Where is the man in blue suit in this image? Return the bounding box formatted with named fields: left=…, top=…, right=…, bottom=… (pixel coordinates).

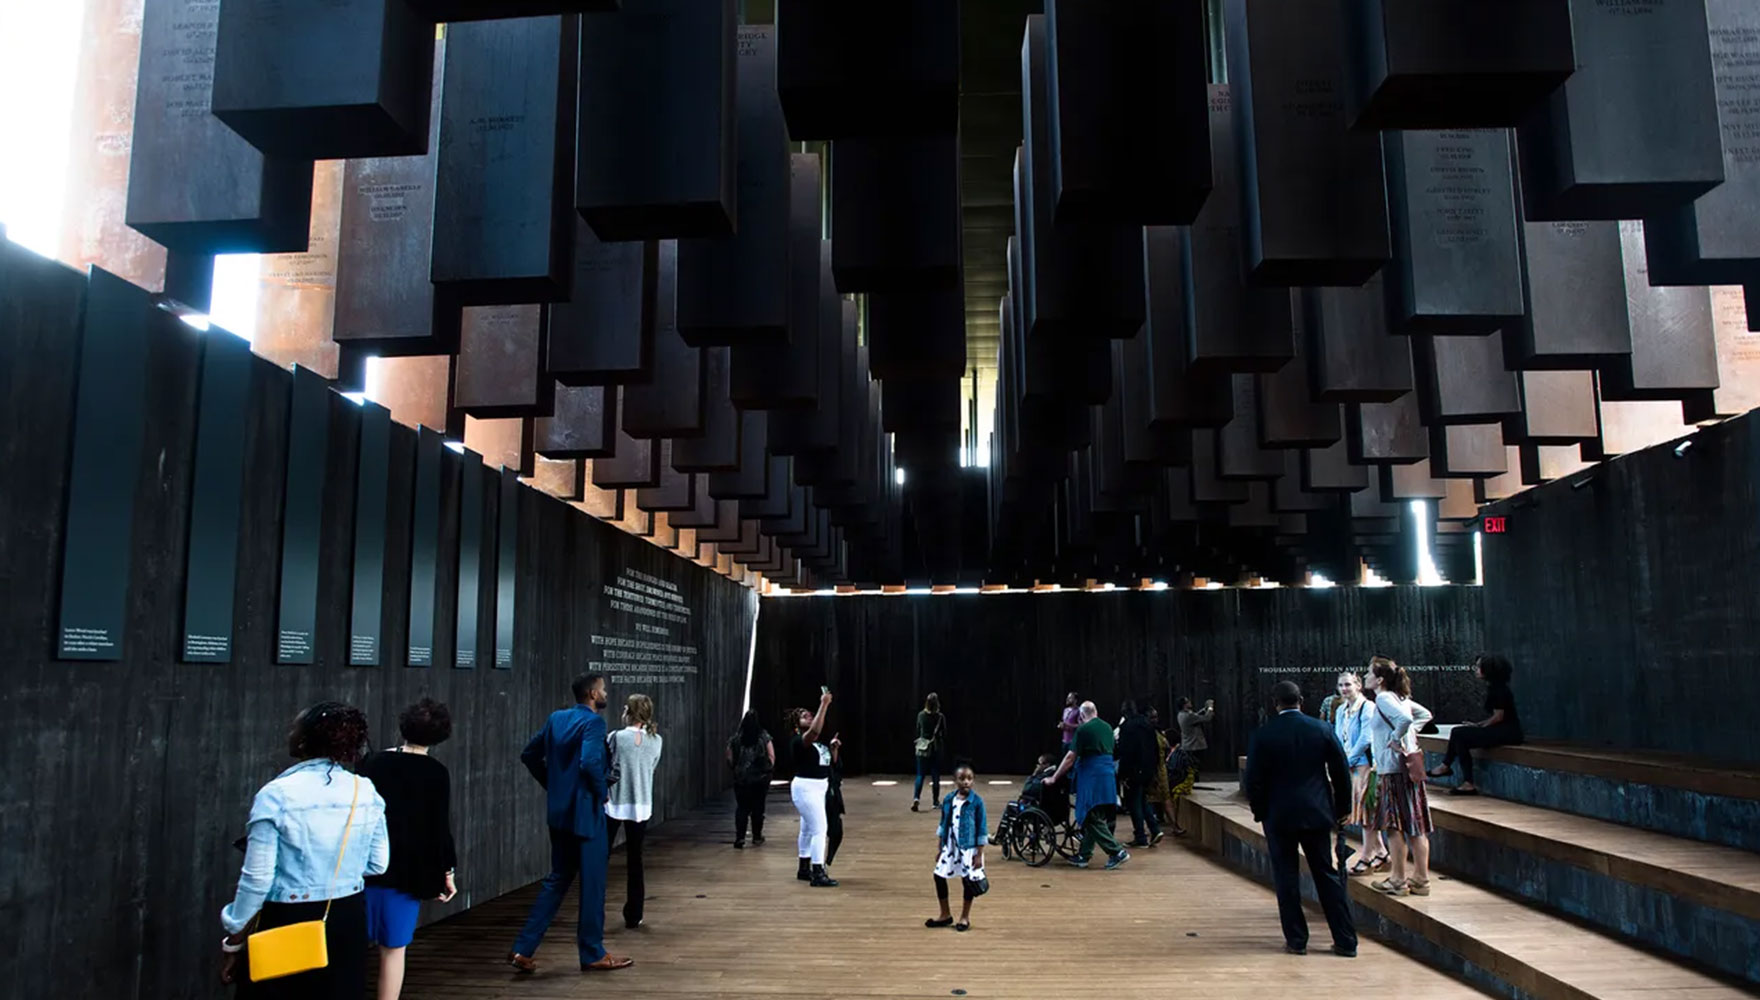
left=509, top=673, right=634, bottom=973
left=1242, top=681, right=1358, bottom=957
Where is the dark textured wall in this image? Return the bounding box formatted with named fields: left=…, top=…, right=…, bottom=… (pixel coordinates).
left=1481, top=410, right=1760, bottom=765
left=752, top=587, right=1485, bottom=777
left=0, top=249, right=757, bottom=1000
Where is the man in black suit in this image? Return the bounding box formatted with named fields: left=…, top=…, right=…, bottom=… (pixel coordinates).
left=1242, top=681, right=1358, bottom=957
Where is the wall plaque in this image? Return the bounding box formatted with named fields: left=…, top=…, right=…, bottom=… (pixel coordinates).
left=349, top=402, right=393, bottom=666
left=276, top=365, right=330, bottom=664
left=455, top=450, right=486, bottom=668
left=182, top=330, right=253, bottom=663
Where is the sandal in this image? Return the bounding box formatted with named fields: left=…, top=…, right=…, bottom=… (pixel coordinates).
left=1449, top=786, right=1480, bottom=796
left=1426, top=765, right=1453, bottom=778
left=1347, top=857, right=1374, bottom=875
left=1367, top=852, right=1392, bottom=873
left=925, top=916, right=954, bottom=928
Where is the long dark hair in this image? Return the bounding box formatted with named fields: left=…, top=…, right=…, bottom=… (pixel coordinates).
left=1475, top=653, right=1514, bottom=686
left=738, top=709, right=763, bottom=747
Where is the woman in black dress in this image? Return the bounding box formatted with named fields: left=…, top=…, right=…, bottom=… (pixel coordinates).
left=1428, top=653, right=1524, bottom=795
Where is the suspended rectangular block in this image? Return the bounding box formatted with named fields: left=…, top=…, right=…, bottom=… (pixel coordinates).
left=881, top=378, right=961, bottom=435
left=1595, top=398, right=1693, bottom=457
left=774, top=0, right=959, bottom=140
left=1257, top=323, right=1343, bottom=447
left=667, top=481, right=721, bottom=528
left=867, top=286, right=965, bottom=380
left=533, top=384, right=614, bottom=458
left=547, top=226, right=656, bottom=386
left=1516, top=0, right=1722, bottom=221
left=1474, top=446, right=1528, bottom=500
left=1223, top=0, right=1391, bottom=286
left=622, top=242, right=705, bottom=438
left=432, top=15, right=577, bottom=306
left=1190, top=432, right=1249, bottom=503
left=830, top=133, right=961, bottom=294
left=1042, top=0, right=1210, bottom=227
left=1384, top=129, right=1526, bottom=335
left=730, top=154, right=824, bottom=410
left=1508, top=219, right=1632, bottom=369
left=707, top=410, right=770, bottom=499
left=212, top=0, right=434, bottom=159
left=1430, top=422, right=1509, bottom=478
left=772, top=247, right=852, bottom=455
left=740, top=457, right=796, bottom=520
left=591, top=397, right=663, bottom=489
left=453, top=305, right=554, bottom=417
left=576, top=0, right=736, bottom=240
left=1378, top=458, right=1448, bottom=500
left=677, top=27, right=790, bottom=347
left=1301, top=438, right=1370, bottom=492
left=1217, top=375, right=1285, bottom=479
left=1644, top=0, right=1760, bottom=284
left=673, top=347, right=742, bottom=471
left=1604, top=221, right=1720, bottom=404
left=333, top=46, right=450, bottom=356
left=1344, top=0, right=1574, bottom=130
left=407, top=1, right=618, bottom=19
left=464, top=415, right=534, bottom=479
left=1508, top=369, right=1602, bottom=444
left=1413, top=333, right=1521, bottom=426
left=1272, top=452, right=1333, bottom=512
left=126, top=0, right=313, bottom=253
left=1303, top=279, right=1414, bottom=402
left=634, top=442, right=697, bottom=511
left=1683, top=286, right=1760, bottom=422
left=1348, top=393, right=1427, bottom=464
left=1227, top=481, right=1279, bottom=527
left=1180, top=90, right=1295, bottom=373
left=1143, top=226, right=1236, bottom=428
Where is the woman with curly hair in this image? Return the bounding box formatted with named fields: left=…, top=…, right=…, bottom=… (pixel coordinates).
left=357, top=699, right=460, bottom=1000
left=220, top=701, right=390, bottom=998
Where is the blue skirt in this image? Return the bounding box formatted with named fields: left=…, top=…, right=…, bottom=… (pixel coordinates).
left=1073, top=755, right=1117, bottom=825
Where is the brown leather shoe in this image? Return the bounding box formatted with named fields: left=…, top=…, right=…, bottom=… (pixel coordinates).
left=581, top=954, right=634, bottom=972
left=507, top=952, right=538, bottom=974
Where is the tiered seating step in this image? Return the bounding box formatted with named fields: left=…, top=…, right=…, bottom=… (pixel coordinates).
left=1418, top=732, right=1760, bottom=853
left=1180, top=789, right=1753, bottom=1000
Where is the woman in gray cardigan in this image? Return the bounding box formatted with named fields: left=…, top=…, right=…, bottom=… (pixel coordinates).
left=607, top=694, right=663, bottom=929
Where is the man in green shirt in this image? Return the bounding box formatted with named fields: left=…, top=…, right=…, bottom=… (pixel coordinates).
left=1049, top=702, right=1130, bottom=869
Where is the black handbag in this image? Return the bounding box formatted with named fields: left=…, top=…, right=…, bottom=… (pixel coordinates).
left=968, top=874, right=990, bottom=896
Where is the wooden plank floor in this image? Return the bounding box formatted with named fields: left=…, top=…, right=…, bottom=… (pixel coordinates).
left=393, top=778, right=1486, bottom=999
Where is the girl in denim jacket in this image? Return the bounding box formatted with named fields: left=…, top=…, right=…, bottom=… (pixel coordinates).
left=925, top=763, right=988, bottom=932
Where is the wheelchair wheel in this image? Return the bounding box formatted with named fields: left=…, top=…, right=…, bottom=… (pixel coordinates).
left=1055, top=821, right=1083, bottom=860
left=997, top=818, right=1016, bottom=860
left=1016, top=809, right=1056, bottom=867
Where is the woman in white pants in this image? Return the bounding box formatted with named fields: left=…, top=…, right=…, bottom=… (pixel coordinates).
left=788, top=690, right=838, bottom=888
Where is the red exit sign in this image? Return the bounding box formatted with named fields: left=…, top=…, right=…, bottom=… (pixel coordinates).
left=1483, top=516, right=1507, bottom=534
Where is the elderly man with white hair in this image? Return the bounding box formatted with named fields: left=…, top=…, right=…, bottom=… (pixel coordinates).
left=1048, top=701, right=1131, bottom=870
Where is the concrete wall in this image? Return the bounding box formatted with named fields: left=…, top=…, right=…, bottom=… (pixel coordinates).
left=752, top=587, right=1486, bottom=776
left=0, top=248, right=757, bottom=1000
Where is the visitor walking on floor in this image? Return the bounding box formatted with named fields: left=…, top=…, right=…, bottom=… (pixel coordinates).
left=607, top=694, right=663, bottom=930
left=219, top=702, right=390, bottom=999
left=1242, top=682, right=1358, bottom=957
left=913, top=693, right=947, bottom=811
left=509, top=673, right=633, bottom=973
left=1177, top=696, right=1216, bottom=771
left=1049, top=701, right=1131, bottom=870
left=1427, top=653, right=1524, bottom=795
left=1331, top=672, right=1387, bottom=876
left=789, top=690, right=839, bottom=887
left=1363, top=657, right=1434, bottom=898
left=924, top=762, right=989, bottom=931
left=357, top=699, right=460, bottom=1000
left=1147, top=706, right=1175, bottom=826
left=1116, top=699, right=1164, bottom=847
left=727, top=711, right=775, bottom=848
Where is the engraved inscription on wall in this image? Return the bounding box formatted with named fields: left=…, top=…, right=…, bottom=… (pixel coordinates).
left=591, top=567, right=698, bottom=685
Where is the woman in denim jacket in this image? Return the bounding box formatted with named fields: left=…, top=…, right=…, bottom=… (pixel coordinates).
left=924, top=762, right=988, bottom=932
left=220, top=702, right=391, bottom=998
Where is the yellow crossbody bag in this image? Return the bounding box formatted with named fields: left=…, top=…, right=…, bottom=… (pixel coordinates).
left=248, top=775, right=359, bottom=983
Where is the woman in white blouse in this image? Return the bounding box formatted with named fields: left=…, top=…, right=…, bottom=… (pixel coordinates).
left=1362, top=657, right=1434, bottom=897
left=606, top=694, right=663, bottom=929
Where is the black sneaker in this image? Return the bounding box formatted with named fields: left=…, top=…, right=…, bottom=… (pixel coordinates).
left=1151, top=831, right=1165, bottom=846
left=753, top=835, right=766, bottom=845
left=1331, top=945, right=1357, bottom=958
left=734, top=840, right=745, bottom=849
left=1285, top=944, right=1307, bottom=956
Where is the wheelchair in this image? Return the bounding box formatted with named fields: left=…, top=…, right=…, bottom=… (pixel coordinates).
left=995, top=771, right=1081, bottom=867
